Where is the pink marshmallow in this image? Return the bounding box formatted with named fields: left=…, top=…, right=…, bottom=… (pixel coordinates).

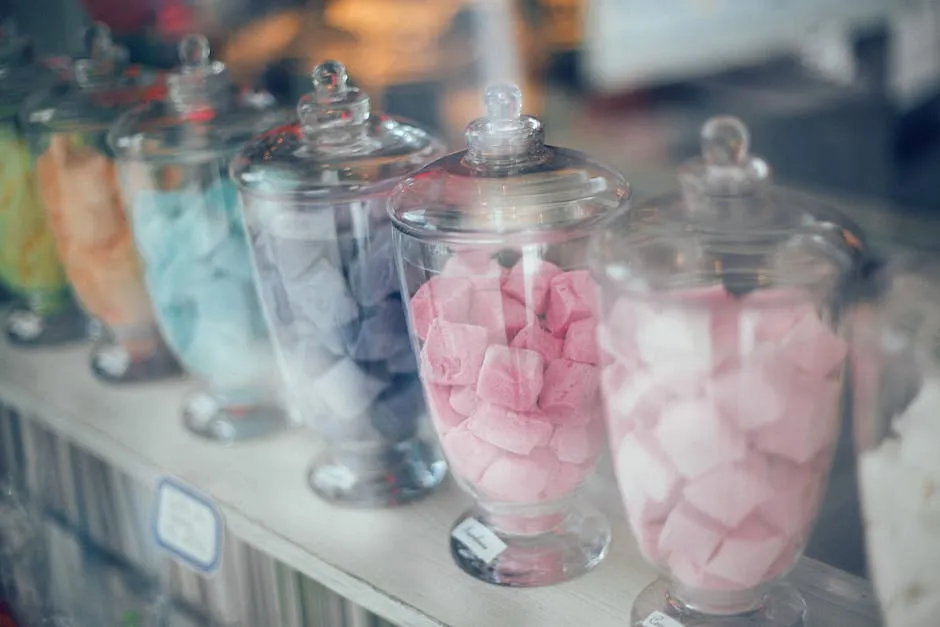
left=441, top=422, right=501, bottom=483
left=510, top=323, right=564, bottom=363
left=538, top=359, right=600, bottom=425
left=409, top=276, right=474, bottom=340
left=501, top=258, right=563, bottom=314
left=615, top=431, right=682, bottom=524
left=449, top=386, right=479, bottom=417
left=545, top=270, right=597, bottom=336
left=659, top=503, right=725, bottom=567
left=549, top=418, right=604, bottom=464
left=563, top=317, right=599, bottom=365
left=709, top=355, right=789, bottom=430
left=655, top=399, right=747, bottom=479
left=757, top=457, right=818, bottom=538
left=475, top=345, right=545, bottom=412
left=420, top=319, right=489, bottom=386
left=780, top=310, right=848, bottom=378
left=598, top=298, right=641, bottom=365
left=681, top=456, right=775, bottom=529
left=602, top=370, right=673, bottom=435
left=704, top=517, right=788, bottom=589
left=426, top=383, right=467, bottom=435
left=752, top=376, right=840, bottom=464
left=470, top=289, right=530, bottom=344
left=441, top=250, right=505, bottom=290
left=478, top=447, right=559, bottom=502
left=632, top=521, right=664, bottom=563
left=542, top=461, right=591, bottom=500
left=467, top=401, right=554, bottom=455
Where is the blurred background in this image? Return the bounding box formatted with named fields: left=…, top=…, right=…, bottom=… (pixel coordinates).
left=3, top=0, right=939, bottom=584
left=7, top=0, right=939, bottom=212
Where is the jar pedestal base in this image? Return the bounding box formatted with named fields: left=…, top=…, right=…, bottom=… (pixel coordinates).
left=5, top=307, right=85, bottom=347
left=307, top=438, right=446, bottom=508
left=631, top=578, right=806, bottom=627
left=90, top=338, right=181, bottom=383
left=449, top=499, right=610, bottom=587
left=183, top=390, right=289, bottom=443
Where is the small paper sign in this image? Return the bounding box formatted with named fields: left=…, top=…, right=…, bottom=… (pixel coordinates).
left=451, top=518, right=507, bottom=564
left=642, top=611, right=685, bottom=627
left=153, top=479, right=223, bottom=574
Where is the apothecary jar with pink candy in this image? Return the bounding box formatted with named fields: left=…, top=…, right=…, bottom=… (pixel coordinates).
left=21, top=23, right=178, bottom=383
left=589, top=116, right=865, bottom=626
left=231, top=61, right=447, bottom=507
left=388, top=84, right=630, bottom=586
left=849, top=256, right=940, bottom=627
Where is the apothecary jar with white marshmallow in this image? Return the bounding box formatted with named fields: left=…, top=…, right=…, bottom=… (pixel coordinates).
left=589, top=116, right=866, bottom=626
left=850, top=256, right=940, bottom=627
left=388, top=83, right=629, bottom=587
left=230, top=60, right=446, bottom=507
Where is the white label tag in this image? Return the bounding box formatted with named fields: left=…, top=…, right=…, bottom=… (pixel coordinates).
left=154, top=479, right=223, bottom=574
left=451, top=518, right=507, bottom=564
left=642, top=611, right=685, bottom=627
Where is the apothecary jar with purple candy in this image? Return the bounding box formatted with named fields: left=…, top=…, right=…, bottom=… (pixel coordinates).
left=230, top=60, right=447, bottom=506
left=108, top=35, right=292, bottom=441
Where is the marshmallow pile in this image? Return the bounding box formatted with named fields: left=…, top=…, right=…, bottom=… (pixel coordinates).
left=413, top=251, right=605, bottom=504
left=130, top=179, right=275, bottom=389
left=248, top=204, right=423, bottom=445
left=859, top=378, right=940, bottom=627
left=0, top=126, right=68, bottom=301
left=37, top=134, right=155, bottom=329
left=600, top=286, right=846, bottom=593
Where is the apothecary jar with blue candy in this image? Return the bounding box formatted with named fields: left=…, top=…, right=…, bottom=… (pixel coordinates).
left=109, top=35, right=292, bottom=441
left=231, top=60, right=447, bottom=507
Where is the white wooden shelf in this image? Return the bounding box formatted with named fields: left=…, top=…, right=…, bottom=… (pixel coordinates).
left=0, top=339, right=882, bottom=627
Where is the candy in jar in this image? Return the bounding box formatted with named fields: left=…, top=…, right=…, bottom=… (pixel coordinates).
left=231, top=61, right=446, bottom=505
left=388, top=84, right=629, bottom=586
left=0, top=22, right=84, bottom=345
left=108, top=35, right=292, bottom=440
left=850, top=257, right=940, bottom=627
left=21, top=23, right=178, bottom=382
left=590, top=117, right=865, bottom=626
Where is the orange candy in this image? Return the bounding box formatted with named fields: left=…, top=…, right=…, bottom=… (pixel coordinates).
left=36, top=134, right=155, bottom=328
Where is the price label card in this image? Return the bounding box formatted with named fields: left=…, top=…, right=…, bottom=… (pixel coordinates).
left=153, top=479, right=223, bottom=574
left=451, top=518, right=507, bottom=564
left=642, top=611, right=685, bottom=627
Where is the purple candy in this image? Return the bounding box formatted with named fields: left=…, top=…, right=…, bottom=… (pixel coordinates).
left=370, top=376, right=423, bottom=441
left=348, top=299, right=411, bottom=362
left=272, top=236, right=323, bottom=279
left=349, top=230, right=398, bottom=307
left=386, top=348, right=419, bottom=373
left=284, top=259, right=359, bottom=330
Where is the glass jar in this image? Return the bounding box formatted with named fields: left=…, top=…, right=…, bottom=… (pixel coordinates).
left=850, top=256, right=940, bottom=627
left=388, top=84, right=629, bottom=586
left=0, top=22, right=85, bottom=346
left=21, top=23, right=178, bottom=383
left=231, top=61, right=447, bottom=506
left=109, top=35, right=291, bottom=441
left=590, top=117, right=864, bottom=626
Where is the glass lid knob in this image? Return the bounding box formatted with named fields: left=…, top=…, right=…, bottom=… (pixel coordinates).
left=179, top=33, right=211, bottom=71
left=701, top=116, right=750, bottom=167
left=168, top=33, right=231, bottom=112
left=464, top=83, right=545, bottom=168
left=298, top=60, right=372, bottom=152
left=73, top=22, right=127, bottom=87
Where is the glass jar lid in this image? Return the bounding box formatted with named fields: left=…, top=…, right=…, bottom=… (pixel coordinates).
left=387, top=84, right=629, bottom=243
left=108, top=34, right=289, bottom=164
left=590, top=116, right=865, bottom=297
left=230, top=60, right=444, bottom=199
left=21, top=23, right=163, bottom=136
